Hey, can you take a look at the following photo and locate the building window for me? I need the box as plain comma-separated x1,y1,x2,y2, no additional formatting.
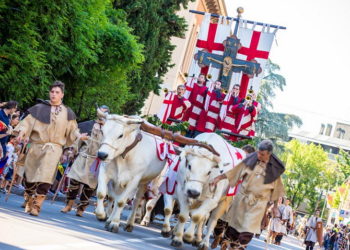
319,124,325,135
336,128,346,139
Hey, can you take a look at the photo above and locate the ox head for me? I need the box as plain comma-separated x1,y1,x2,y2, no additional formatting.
96,110,143,161
180,146,220,200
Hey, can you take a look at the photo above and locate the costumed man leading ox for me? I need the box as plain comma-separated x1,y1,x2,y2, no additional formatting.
195,80,225,133
211,140,285,249
157,85,191,124
182,74,208,138
15,81,88,216
61,105,109,217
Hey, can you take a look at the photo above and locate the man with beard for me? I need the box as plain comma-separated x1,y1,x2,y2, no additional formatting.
210,140,285,249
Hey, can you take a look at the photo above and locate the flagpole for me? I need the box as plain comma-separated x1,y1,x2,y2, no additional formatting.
189,9,287,31
233,7,244,36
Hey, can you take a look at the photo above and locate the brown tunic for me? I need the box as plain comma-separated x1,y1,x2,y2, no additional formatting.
68,122,103,189
15,106,79,184
222,160,285,234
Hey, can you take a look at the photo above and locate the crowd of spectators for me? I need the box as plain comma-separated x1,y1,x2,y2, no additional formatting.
323,224,350,250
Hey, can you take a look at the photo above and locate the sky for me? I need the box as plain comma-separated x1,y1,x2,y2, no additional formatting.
225,0,350,133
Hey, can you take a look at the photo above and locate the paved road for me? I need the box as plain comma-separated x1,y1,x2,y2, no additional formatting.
0,194,304,250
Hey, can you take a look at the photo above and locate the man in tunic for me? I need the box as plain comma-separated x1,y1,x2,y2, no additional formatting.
275,198,294,245
266,197,285,245
195,80,225,133
210,140,285,249
157,85,191,125
182,74,208,137
61,105,109,217
305,209,322,250
210,144,256,249
15,81,88,216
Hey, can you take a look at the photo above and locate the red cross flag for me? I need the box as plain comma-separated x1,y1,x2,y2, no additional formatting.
157,92,175,123
185,12,232,95
230,20,278,98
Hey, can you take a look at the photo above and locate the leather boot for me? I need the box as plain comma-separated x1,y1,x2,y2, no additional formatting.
76,204,88,217
211,235,222,249
61,200,75,213
30,194,46,216
221,240,232,250
24,194,34,213
22,192,29,208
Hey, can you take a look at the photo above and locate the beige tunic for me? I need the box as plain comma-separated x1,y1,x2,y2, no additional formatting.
15,106,79,184
222,161,285,234
68,122,102,189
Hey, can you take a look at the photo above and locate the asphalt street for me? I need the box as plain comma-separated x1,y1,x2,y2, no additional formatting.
0,194,304,250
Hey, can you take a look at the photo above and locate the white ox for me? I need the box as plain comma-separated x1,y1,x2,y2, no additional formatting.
95,114,167,233
135,169,166,226
163,133,246,249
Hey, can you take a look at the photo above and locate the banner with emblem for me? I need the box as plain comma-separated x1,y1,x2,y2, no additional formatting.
185,13,232,99
230,20,277,98
183,9,285,140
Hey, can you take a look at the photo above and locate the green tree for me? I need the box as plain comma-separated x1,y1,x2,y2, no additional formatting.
256,60,302,141
230,60,302,151
112,0,191,114
337,150,350,181
281,139,340,213
0,0,143,120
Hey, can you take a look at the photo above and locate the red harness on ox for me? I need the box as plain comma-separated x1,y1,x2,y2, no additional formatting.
154,137,179,195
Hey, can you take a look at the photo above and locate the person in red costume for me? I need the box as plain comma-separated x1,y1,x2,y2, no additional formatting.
157,85,191,125
219,84,242,135
231,96,257,138
195,80,225,133
249,92,262,137
182,74,208,138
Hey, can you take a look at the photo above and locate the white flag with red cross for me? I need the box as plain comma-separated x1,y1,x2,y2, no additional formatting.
157,92,175,123
185,13,232,99
230,20,277,98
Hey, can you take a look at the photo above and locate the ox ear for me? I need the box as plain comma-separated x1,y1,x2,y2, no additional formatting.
180,147,193,159
212,155,221,165
174,146,183,155
184,147,196,156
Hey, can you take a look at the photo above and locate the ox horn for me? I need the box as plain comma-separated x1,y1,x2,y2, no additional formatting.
126,118,144,125
97,108,107,119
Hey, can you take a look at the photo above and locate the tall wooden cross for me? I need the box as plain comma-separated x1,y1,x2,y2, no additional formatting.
195,35,262,90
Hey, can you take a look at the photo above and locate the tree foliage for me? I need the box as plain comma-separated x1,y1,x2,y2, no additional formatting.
337,150,350,181
256,60,303,141
281,139,340,214
112,0,191,114
0,0,143,120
